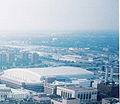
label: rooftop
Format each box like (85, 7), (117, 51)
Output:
(28, 66), (93, 76)
(58, 86), (97, 91)
(11, 88), (30, 94)
(0, 84), (11, 91)
(0, 66), (93, 83)
(32, 96), (51, 101)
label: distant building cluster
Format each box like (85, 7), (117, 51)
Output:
(0, 45), (119, 76)
(0, 51), (40, 69)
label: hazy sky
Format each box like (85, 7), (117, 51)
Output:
(0, 0), (118, 32)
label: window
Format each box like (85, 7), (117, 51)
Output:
(78, 94), (80, 98)
(86, 94), (88, 99)
(65, 92), (67, 97)
(61, 91), (63, 96)
(83, 94), (86, 99)
(70, 94), (72, 98)
(63, 92), (65, 98)
(80, 94), (83, 99)
(89, 94), (91, 99)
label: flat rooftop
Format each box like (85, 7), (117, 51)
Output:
(58, 86), (97, 91)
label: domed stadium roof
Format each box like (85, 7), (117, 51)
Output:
(0, 66), (93, 84)
(1, 69), (41, 83)
(27, 66), (93, 76)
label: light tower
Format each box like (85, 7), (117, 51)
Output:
(110, 66), (114, 83)
(104, 60), (109, 83)
(105, 66), (108, 83)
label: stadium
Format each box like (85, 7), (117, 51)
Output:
(0, 66), (94, 92)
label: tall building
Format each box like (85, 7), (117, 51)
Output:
(97, 66), (119, 100)
(21, 52), (29, 61)
(0, 53), (7, 64)
(21, 51), (30, 65)
(7, 53), (15, 63)
(31, 53), (39, 64)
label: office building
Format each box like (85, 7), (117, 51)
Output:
(0, 53), (7, 64)
(7, 53), (15, 63)
(57, 86), (97, 104)
(21, 51), (29, 61)
(31, 53), (39, 63)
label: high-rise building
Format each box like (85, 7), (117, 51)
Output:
(0, 53), (7, 64)
(97, 66), (119, 100)
(21, 52), (29, 61)
(7, 53), (15, 63)
(31, 53), (39, 63)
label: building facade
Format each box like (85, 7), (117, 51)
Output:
(57, 86), (97, 104)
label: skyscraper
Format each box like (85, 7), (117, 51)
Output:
(21, 52), (29, 61)
(0, 53), (7, 64)
(31, 53), (39, 64)
(7, 53), (15, 63)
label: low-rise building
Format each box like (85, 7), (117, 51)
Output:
(32, 96), (51, 104)
(44, 84), (57, 95)
(10, 89), (30, 100)
(0, 84), (11, 101)
(57, 86), (97, 104)
(51, 98), (80, 104)
(44, 81), (79, 95)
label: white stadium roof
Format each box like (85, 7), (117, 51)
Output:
(27, 66), (93, 76)
(0, 66), (93, 84)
